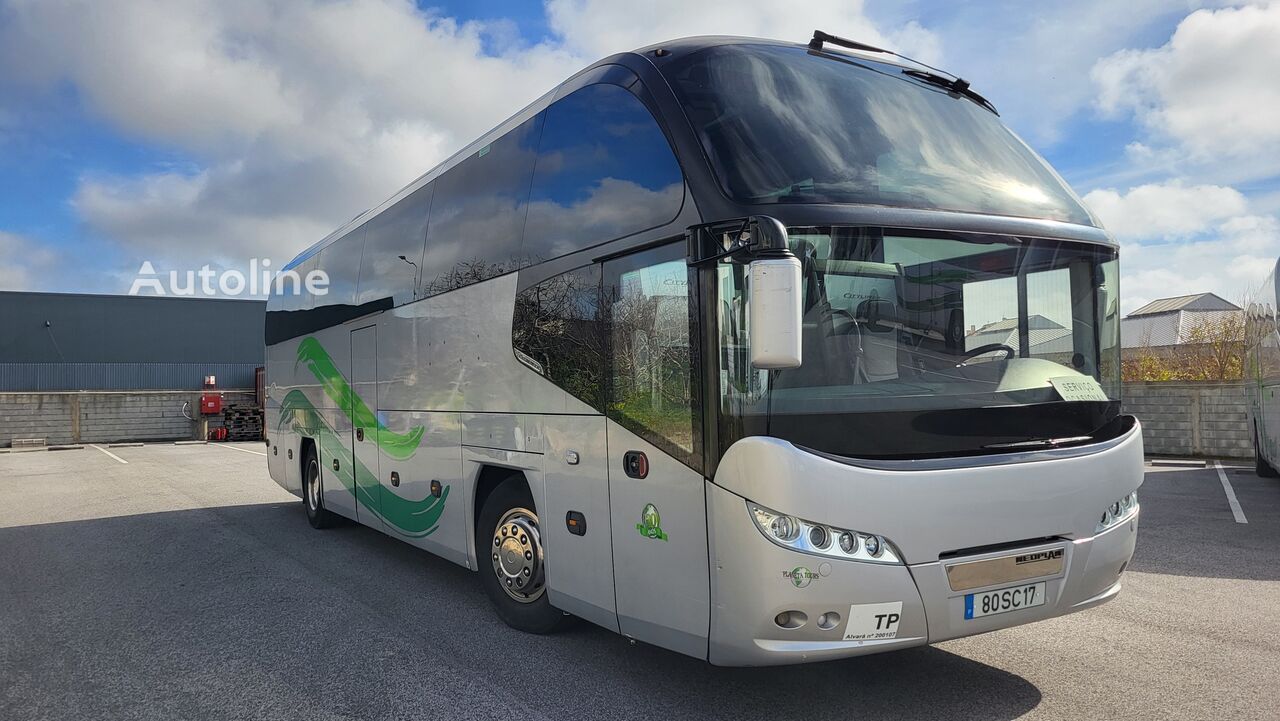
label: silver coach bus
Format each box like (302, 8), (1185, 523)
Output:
(264, 32), (1142, 666)
(1247, 259), (1280, 478)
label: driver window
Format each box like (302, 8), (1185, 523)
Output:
(604, 242), (701, 471)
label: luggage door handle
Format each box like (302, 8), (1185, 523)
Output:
(356, 428), (365, 442)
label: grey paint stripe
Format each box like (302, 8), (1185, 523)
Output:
(1214, 460), (1247, 524)
(89, 444), (129, 465)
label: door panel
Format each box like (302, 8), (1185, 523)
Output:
(350, 325), (382, 527)
(377, 410), (467, 566)
(542, 415), (617, 632)
(601, 240), (708, 658)
(607, 421), (709, 657)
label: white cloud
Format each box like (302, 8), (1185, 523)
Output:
(1118, 214), (1280, 313)
(1092, 3), (1280, 175)
(0, 231), (60, 291)
(1080, 179), (1279, 314)
(913, 0), (1195, 146)
(0, 0), (579, 276)
(1082, 181), (1248, 241)
(546, 0), (939, 64)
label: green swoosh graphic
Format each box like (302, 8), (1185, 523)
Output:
(296, 336), (424, 460)
(280, 389), (450, 537)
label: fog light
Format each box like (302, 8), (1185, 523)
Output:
(774, 610), (807, 629)
(817, 611), (841, 630)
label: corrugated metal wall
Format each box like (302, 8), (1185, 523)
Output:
(0, 291), (265, 391)
(0, 363), (260, 391)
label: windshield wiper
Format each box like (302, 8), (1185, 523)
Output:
(902, 69), (998, 115)
(982, 435), (1093, 450)
(806, 29), (999, 115)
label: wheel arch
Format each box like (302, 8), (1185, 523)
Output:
(465, 462), (544, 572)
(473, 465), (531, 533)
(299, 436), (317, 467)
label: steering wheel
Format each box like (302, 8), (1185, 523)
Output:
(956, 343), (1016, 366)
(827, 307), (858, 333)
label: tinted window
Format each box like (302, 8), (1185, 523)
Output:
(604, 243), (700, 469)
(314, 229), (365, 309)
(512, 265), (604, 409)
(357, 182), (434, 307)
(421, 113), (543, 297)
(522, 84), (684, 264)
(265, 256), (319, 344)
(666, 44), (1094, 225)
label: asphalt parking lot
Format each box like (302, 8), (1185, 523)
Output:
(1, 443), (1277, 720)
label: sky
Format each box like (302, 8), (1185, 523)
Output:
(0, 0), (1278, 314)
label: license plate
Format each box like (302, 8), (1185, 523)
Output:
(964, 582), (1046, 620)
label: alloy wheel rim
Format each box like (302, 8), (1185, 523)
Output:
(490, 507), (545, 603)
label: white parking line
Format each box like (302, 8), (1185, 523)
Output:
(1214, 460), (1248, 524)
(211, 444), (267, 457)
(89, 444), (129, 465)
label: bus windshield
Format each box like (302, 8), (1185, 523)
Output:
(666, 43), (1096, 226)
(716, 228), (1122, 459)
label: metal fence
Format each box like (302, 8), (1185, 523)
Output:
(0, 363), (260, 391)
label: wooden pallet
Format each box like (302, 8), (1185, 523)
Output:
(222, 405), (264, 442)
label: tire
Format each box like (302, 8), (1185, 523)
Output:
(1256, 428), (1280, 478)
(477, 479), (574, 634)
(302, 444), (339, 529)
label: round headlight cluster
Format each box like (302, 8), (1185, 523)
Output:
(749, 503), (900, 564)
(1097, 491), (1138, 532)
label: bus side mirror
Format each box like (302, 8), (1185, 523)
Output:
(748, 218), (802, 369)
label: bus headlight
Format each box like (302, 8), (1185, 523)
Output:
(1096, 491), (1138, 532)
(769, 514), (800, 541)
(749, 503), (902, 564)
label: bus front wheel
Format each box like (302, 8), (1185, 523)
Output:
(478, 479), (574, 634)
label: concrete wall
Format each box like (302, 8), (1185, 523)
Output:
(1123, 381), (1251, 458)
(0, 390), (255, 447)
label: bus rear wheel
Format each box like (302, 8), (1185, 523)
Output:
(1256, 429), (1279, 478)
(478, 479), (574, 634)
(303, 444), (338, 529)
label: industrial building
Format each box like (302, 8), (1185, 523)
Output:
(0, 292), (265, 448)
(1120, 292), (1241, 350)
(0, 291), (265, 391)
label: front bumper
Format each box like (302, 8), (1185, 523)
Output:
(705, 481), (1138, 666)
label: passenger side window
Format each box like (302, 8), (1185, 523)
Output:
(422, 113), (544, 297)
(522, 83), (684, 265)
(604, 243), (700, 469)
(357, 182), (434, 308)
(512, 265), (605, 410)
(313, 231), (365, 310)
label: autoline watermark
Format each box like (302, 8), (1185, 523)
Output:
(127, 259), (329, 297)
